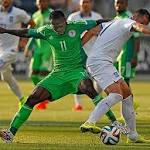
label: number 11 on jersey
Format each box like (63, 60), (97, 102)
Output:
(60, 41), (67, 51)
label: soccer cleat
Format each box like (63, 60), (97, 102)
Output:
(112, 121), (128, 135)
(36, 100), (49, 110)
(80, 122), (101, 134)
(18, 96), (27, 109)
(127, 135), (150, 143)
(0, 129), (14, 143)
(74, 104), (83, 111)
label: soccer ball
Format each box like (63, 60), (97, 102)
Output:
(100, 125), (120, 145)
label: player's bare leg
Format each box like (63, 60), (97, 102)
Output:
(34, 71), (50, 110)
(73, 80), (103, 111)
(0, 86), (52, 143)
(1, 66), (26, 108)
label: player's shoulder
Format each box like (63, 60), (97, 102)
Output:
(122, 17), (134, 23)
(91, 11), (103, 19)
(116, 17), (133, 23)
(12, 6), (27, 14)
(68, 11), (80, 17)
(116, 18), (136, 30)
(67, 11), (80, 20)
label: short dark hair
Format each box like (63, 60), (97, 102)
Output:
(49, 10), (65, 20)
(135, 9), (150, 21)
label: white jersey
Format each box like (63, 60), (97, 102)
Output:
(88, 18), (136, 64)
(67, 11), (102, 55)
(0, 6), (31, 52)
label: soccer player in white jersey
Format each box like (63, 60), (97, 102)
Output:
(0, 0), (35, 108)
(80, 9), (150, 143)
(68, 0), (103, 111)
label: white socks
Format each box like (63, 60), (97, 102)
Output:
(74, 95), (82, 105)
(1, 71), (23, 100)
(122, 95), (138, 140)
(86, 92), (138, 141)
(87, 93), (123, 123)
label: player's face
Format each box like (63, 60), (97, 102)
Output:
(51, 17), (67, 35)
(80, 0), (93, 12)
(37, 0), (49, 11)
(114, 0), (127, 13)
(2, 0), (13, 8)
(133, 13), (149, 25)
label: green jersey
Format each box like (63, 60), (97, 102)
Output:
(114, 10), (138, 78)
(28, 20), (97, 72)
(28, 8), (53, 54)
(115, 10), (135, 63)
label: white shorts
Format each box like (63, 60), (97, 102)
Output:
(0, 51), (17, 72)
(87, 60), (122, 90)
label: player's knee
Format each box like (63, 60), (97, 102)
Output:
(123, 88), (132, 99)
(121, 81), (132, 98)
(79, 79), (97, 99)
(105, 83), (123, 97)
(25, 88), (43, 108)
(25, 86), (52, 108)
(25, 94), (39, 108)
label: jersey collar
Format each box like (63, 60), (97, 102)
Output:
(0, 5), (13, 13)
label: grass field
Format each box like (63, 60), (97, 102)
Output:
(0, 80), (150, 150)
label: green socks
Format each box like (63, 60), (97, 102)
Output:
(93, 94), (103, 105)
(9, 104), (33, 135)
(93, 95), (116, 123)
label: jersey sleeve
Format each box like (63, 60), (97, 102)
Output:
(18, 9), (31, 24)
(123, 18), (136, 32)
(28, 26), (46, 39)
(76, 20), (97, 33)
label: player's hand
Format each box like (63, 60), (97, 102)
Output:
(0, 27), (6, 34)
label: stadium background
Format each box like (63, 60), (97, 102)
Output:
(0, 0), (149, 78)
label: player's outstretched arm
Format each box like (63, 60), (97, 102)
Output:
(132, 23), (150, 34)
(81, 19), (111, 45)
(82, 26), (101, 45)
(0, 27), (30, 38)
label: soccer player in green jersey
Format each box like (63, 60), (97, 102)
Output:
(0, 10), (120, 143)
(114, 0), (140, 85)
(114, 0), (140, 118)
(25, 0), (53, 109)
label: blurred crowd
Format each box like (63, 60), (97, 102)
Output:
(2, 0), (150, 75)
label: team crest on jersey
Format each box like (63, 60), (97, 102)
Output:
(114, 72), (119, 78)
(68, 30), (76, 37)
